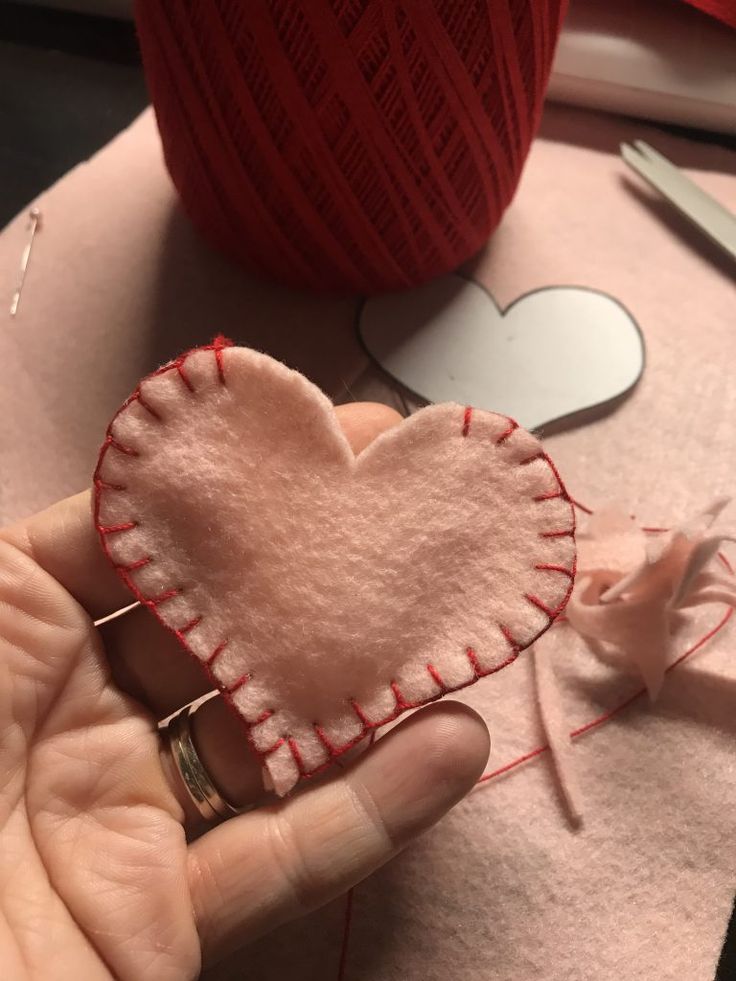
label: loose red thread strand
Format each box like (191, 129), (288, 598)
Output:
(336, 498), (731, 981)
(476, 605), (734, 786)
(567, 495), (593, 515)
(476, 499), (735, 787)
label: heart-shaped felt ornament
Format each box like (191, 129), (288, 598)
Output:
(94, 339), (576, 795)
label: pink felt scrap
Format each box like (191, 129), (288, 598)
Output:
(93, 341), (576, 795)
(533, 499), (736, 824)
(568, 498), (735, 701)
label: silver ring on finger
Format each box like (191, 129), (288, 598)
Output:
(165, 702), (244, 823)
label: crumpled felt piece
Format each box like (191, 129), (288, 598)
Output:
(93, 341), (576, 795)
(568, 498), (735, 701)
(533, 499), (736, 825)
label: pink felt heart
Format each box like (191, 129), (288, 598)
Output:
(93, 340), (576, 795)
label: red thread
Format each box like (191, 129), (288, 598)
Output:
(144, 587), (180, 607)
(535, 563), (574, 578)
(476, 606), (734, 787)
(568, 496), (594, 515)
(540, 453), (570, 500)
(498, 622), (521, 652)
(462, 406), (472, 437)
(176, 360), (195, 393)
(519, 452), (546, 466)
(205, 640), (228, 667)
(262, 736), (286, 756)
(177, 615), (202, 635)
(227, 672), (250, 693)
(524, 593), (558, 619)
(349, 698), (371, 727)
(134, 4), (564, 292)
(390, 681), (408, 710)
(466, 647), (481, 677)
(540, 528), (575, 539)
(93, 339), (576, 789)
(495, 418), (518, 445)
(313, 723), (338, 755)
(99, 521), (137, 536)
(212, 334), (229, 384)
(534, 490), (564, 503)
(114, 556), (151, 572)
(288, 737), (306, 775)
(94, 478), (127, 492)
(107, 436), (139, 457)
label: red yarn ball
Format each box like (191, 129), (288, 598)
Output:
(135, 1), (566, 293)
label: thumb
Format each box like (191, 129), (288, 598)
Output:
(188, 700), (490, 964)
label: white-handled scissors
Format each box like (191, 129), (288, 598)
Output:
(621, 140), (736, 264)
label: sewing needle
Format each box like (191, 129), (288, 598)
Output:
(10, 207), (42, 317)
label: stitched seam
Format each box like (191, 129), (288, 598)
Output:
(93, 376), (575, 784)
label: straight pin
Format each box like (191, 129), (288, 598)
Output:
(10, 207), (42, 317)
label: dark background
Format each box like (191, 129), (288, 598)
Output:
(0, 2), (148, 226)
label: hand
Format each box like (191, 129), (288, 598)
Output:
(0, 402), (490, 980)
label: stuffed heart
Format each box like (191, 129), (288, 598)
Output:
(93, 339), (576, 795)
(358, 274), (645, 432)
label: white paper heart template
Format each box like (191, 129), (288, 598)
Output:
(359, 275), (644, 432)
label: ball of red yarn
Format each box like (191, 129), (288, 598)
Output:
(135, 1), (566, 293)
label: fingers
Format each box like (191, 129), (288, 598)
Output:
(157, 695), (267, 833)
(333, 401), (402, 455)
(188, 701), (490, 963)
(1, 491), (132, 621)
(189, 694), (265, 808)
(100, 402), (402, 720)
(100, 604), (213, 719)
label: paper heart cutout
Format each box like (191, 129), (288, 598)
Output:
(359, 274), (645, 432)
(94, 341), (576, 795)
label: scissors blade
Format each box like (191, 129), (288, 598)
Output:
(621, 140), (736, 264)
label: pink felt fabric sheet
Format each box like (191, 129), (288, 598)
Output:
(1, 103), (736, 979)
